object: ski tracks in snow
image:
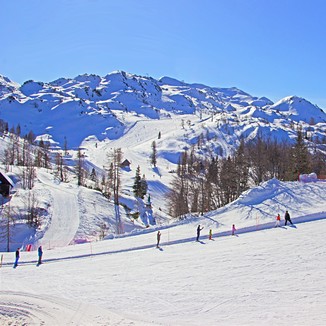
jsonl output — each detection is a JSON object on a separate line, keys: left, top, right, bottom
{"left": 37, "top": 171, "right": 80, "bottom": 248}
{"left": 0, "top": 291, "right": 146, "bottom": 326}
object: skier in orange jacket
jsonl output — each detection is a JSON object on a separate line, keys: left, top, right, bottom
{"left": 275, "top": 214, "right": 281, "bottom": 227}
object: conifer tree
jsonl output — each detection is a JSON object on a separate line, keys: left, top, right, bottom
{"left": 151, "top": 141, "right": 157, "bottom": 167}
{"left": 140, "top": 174, "right": 148, "bottom": 199}
{"left": 90, "top": 168, "right": 97, "bottom": 182}
{"left": 133, "top": 166, "right": 142, "bottom": 197}
{"left": 76, "top": 148, "right": 86, "bottom": 186}
{"left": 288, "top": 127, "right": 311, "bottom": 180}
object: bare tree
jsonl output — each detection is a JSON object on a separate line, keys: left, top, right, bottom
{"left": 76, "top": 148, "right": 87, "bottom": 186}
{"left": 23, "top": 191, "right": 40, "bottom": 227}
{"left": 0, "top": 203, "right": 16, "bottom": 252}
{"left": 107, "top": 148, "right": 123, "bottom": 233}
{"left": 99, "top": 223, "right": 109, "bottom": 240}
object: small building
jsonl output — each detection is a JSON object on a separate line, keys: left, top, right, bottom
{"left": 120, "top": 159, "right": 131, "bottom": 169}
{"left": 0, "top": 170, "right": 14, "bottom": 197}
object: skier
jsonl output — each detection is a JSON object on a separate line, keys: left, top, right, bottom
{"left": 156, "top": 231, "right": 161, "bottom": 248}
{"left": 231, "top": 224, "right": 236, "bottom": 236}
{"left": 209, "top": 229, "right": 213, "bottom": 240}
{"left": 284, "top": 210, "right": 293, "bottom": 226}
{"left": 275, "top": 214, "right": 281, "bottom": 227}
{"left": 13, "top": 248, "right": 20, "bottom": 268}
{"left": 196, "top": 225, "right": 204, "bottom": 241}
{"left": 37, "top": 245, "right": 43, "bottom": 265}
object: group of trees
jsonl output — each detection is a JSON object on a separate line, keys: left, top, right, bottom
{"left": 167, "top": 129, "right": 326, "bottom": 218}
{"left": 0, "top": 124, "right": 52, "bottom": 235}
{"left": 1, "top": 116, "right": 156, "bottom": 242}
{"left": 2, "top": 125, "right": 51, "bottom": 190}
{"left": 2, "top": 115, "right": 325, "bottom": 231}
{"left": 133, "top": 165, "right": 148, "bottom": 199}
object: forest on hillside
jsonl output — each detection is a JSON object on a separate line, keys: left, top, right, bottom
{"left": 1, "top": 118, "right": 326, "bottom": 222}
{"left": 167, "top": 127, "right": 326, "bottom": 218}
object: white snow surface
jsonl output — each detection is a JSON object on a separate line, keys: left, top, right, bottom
{"left": 1, "top": 70, "right": 326, "bottom": 325}
{"left": 1, "top": 71, "right": 325, "bottom": 151}
{"left": 35, "top": 170, "right": 80, "bottom": 247}
{"left": 0, "top": 178, "right": 326, "bottom": 325}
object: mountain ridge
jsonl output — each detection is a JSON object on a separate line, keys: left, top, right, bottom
{"left": 0, "top": 71, "right": 325, "bottom": 153}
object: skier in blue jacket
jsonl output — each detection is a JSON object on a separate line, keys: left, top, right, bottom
{"left": 14, "top": 248, "right": 20, "bottom": 268}
{"left": 38, "top": 246, "right": 43, "bottom": 265}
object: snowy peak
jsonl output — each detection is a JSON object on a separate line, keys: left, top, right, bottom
{"left": 270, "top": 95, "right": 326, "bottom": 123}
{"left": 0, "top": 75, "right": 20, "bottom": 97}
{"left": 159, "top": 76, "right": 186, "bottom": 87}
{"left": 0, "top": 71, "right": 325, "bottom": 150}
{"left": 21, "top": 80, "right": 46, "bottom": 96}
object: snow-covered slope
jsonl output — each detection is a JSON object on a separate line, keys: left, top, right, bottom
{"left": 1, "top": 71, "right": 325, "bottom": 325}
{"left": 270, "top": 95, "right": 326, "bottom": 123}
{"left": 1, "top": 70, "right": 326, "bottom": 251}
{"left": 1, "top": 71, "right": 325, "bottom": 150}
{"left": 0, "top": 206, "right": 325, "bottom": 325}
{"left": 2, "top": 158, "right": 326, "bottom": 251}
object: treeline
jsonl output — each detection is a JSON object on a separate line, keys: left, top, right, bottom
{"left": 0, "top": 120, "right": 50, "bottom": 228}
{"left": 167, "top": 129, "right": 326, "bottom": 218}
{"left": 1, "top": 121, "right": 51, "bottom": 190}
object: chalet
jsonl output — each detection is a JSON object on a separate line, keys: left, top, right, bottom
{"left": 0, "top": 170, "right": 14, "bottom": 197}
{"left": 120, "top": 159, "right": 131, "bottom": 169}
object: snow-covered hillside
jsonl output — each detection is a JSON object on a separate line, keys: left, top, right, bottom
{"left": 0, "top": 178, "right": 325, "bottom": 325}
{"left": 1, "top": 72, "right": 325, "bottom": 215}
{"left": 1, "top": 71, "right": 325, "bottom": 151}
{"left": 1, "top": 70, "right": 326, "bottom": 251}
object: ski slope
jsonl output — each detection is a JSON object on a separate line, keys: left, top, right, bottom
{"left": 1, "top": 151, "right": 326, "bottom": 325}
{"left": 35, "top": 170, "right": 80, "bottom": 247}
{"left": 0, "top": 217, "right": 325, "bottom": 325}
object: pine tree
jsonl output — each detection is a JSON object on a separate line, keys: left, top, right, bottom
{"left": 76, "top": 148, "right": 86, "bottom": 186}
{"left": 288, "top": 127, "right": 311, "bottom": 180}
{"left": 234, "top": 139, "right": 249, "bottom": 196}
{"left": 90, "top": 168, "right": 97, "bottom": 182}
{"left": 140, "top": 174, "right": 148, "bottom": 199}
{"left": 133, "top": 166, "right": 142, "bottom": 197}
{"left": 151, "top": 141, "right": 157, "bottom": 167}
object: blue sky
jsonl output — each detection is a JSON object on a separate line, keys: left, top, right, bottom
{"left": 1, "top": 0, "right": 326, "bottom": 108}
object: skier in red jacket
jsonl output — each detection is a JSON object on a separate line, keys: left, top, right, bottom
{"left": 275, "top": 214, "right": 281, "bottom": 227}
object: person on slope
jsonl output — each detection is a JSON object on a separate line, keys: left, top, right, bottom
{"left": 196, "top": 225, "right": 204, "bottom": 241}
{"left": 38, "top": 246, "right": 43, "bottom": 265}
{"left": 156, "top": 231, "right": 161, "bottom": 248}
{"left": 13, "top": 248, "right": 20, "bottom": 268}
{"left": 284, "top": 210, "right": 293, "bottom": 226}
{"left": 209, "top": 229, "right": 213, "bottom": 240}
{"left": 231, "top": 224, "right": 237, "bottom": 236}
{"left": 275, "top": 214, "right": 281, "bottom": 227}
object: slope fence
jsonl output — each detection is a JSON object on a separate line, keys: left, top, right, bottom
{"left": 1, "top": 212, "right": 325, "bottom": 268}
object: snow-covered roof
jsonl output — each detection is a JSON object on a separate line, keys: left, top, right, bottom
{"left": 0, "top": 169, "right": 14, "bottom": 187}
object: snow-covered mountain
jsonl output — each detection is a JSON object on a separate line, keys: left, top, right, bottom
{"left": 0, "top": 177, "right": 325, "bottom": 325}
{"left": 1, "top": 71, "right": 326, "bottom": 246}
{"left": 1, "top": 71, "right": 325, "bottom": 151}
{"left": 1, "top": 72, "right": 326, "bottom": 325}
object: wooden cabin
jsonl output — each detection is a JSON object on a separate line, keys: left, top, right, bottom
{"left": 120, "top": 159, "right": 131, "bottom": 169}
{"left": 0, "top": 170, "right": 14, "bottom": 197}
